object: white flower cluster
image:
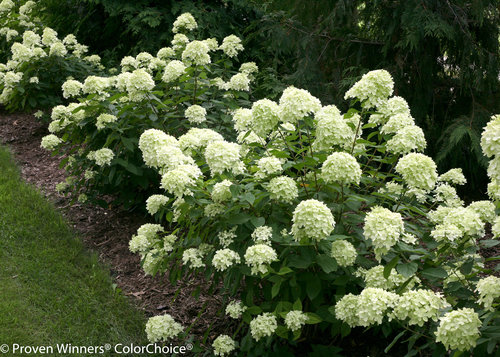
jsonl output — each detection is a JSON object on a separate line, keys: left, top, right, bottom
{"left": 212, "top": 248, "right": 240, "bottom": 271}
{"left": 244, "top": 244, "right": 278, "bottom": 275}
{"left": 433, "top": 183, "right": 461, "bottom": 207}
{"left": 335, "top": 288, "right": 398, "bottom": 327}
{"left": 219, "top": 35, "right": 244, "bottom": 58}
{"left": 205, "top": 141, "right": 245, "bottom": 176}
{"left": 395, "top": 153, "right": 438, "bottom": 191}
{"left": 240, "top": 62, "right": 258, "bottom": 75}
{"left": 172, "top": 12, "right": 197, "bottom": 34}
{"left": 184, "top": 104, "right": 207, "bottom": 124}
{"left": 330, "top": 240, "right": 357, "bottom": 267}
{"left": 250, "top": 99, "right": 280, "bottom": 137}
{"left": 182, "top": 247, "right": 205, "bottom": 268}
{"left": 267, "top": 176, "right": 298, "bottom": 203}
{"left": 40, "top": 134, "right": 62, "bottom": 150}
{"left": 211, "top": 180, "right": 233, "bottom": 203}
{"left": 476, "top": 276, "right": 500, "bottom": 311}
{"left": 212, "top": 334, "right": 236, "bottom": 356}
{"left": 363, "top": 206, "right": 403, "bottom": 260}
{"left": 359, "top": 265, "right": 411, "bottom": 291}
{"left": 481, "top": 114, "right": 500, "bottom": 158}
{"left": 129, "top": 224, "right": 164, "bottom": 255}
{"left": 95, "top": 113, "right": 117, "bottom": 130}
{"left": 255, "top": 156, "right": 282, "bottom": 179}
{"left": 467, "top": 200, "right": 496, "bottom": 223}
{"left": 251, "top": 226, "right": 273, "bottom": 245}
{"left": 162, "top": 60, "right": 186, "bottom": 83}
{"left": 435, "top": 308, "right": 481, "bottom": 351}
{"left": 279, "top": 86, "right": 321, "bottom": 123}
{"left": 226, "top": 73, "right": 250, "bottom": 91}
{"left": 145, "top": 314, "right": 183, "bottom": 342}
{"left": 313, "top": 105, "right": 353, "bottom": 150}
{"left": 160, "top": 164, "right": 202, "bottom": 197}
{"left": 481, "top": 115, "right": 500, "bottom": 202}
{"left": 145, "top": 194, "right": 169, "bottom": 215}
{"left": 321, "top": 152, "right": 361, "bottom": 185}
{"left": 62, "top": 79, "right": 83, "bottom": 98}
{"left": 138, "top": 129, "right": 190, "bottom": 171}
{"left": 386, "top": 125, "right": 426, "bottom": 155}
{"left": 182, "top": 40, "right": 210, "bottom": 66}
{"left": 217, "top": 228, "right": 236, "bottom": 247}
{"left": 438, "top": 168, "right": 466, "bottom": 186}
{"left": 249, "top": 313, "right": 277, "bottom": 341}
{"left": 390, "top": 289, "right": 448, "bottom": 326}
{"left": 284, "top": 310, "right": 308, "bottom": 331}
{"left": 178, "top": 127, "right": 223, "bottom": 154}
{"left": 345, "top": 70, "right": 394, "bottom": 108}
{"left": 225, "top": 301, "right": 247, "bottom": 319}
{"left": 292, "top": 199, "right": 335, "bottom": 242}
{"left": 430, "top": 206, "right": 484, "bottom": 243}
{"left": 87, "top": 148, "right": 114, "bottom": 166}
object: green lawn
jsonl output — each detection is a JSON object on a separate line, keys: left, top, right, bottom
{"left": 0, "top": 146, "right": 149, "bottom": 355}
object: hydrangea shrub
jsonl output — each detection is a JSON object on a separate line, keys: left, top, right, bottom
{"left": 0, "top": 0, "right": 103, "bottom": 111}
{"left": 131, "top": 70, "right": 500, "bottom": 355}
{"left": 40, "top": 14, "right": 257, "bottom": 208}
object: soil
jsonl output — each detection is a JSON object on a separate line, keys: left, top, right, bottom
{"left": 0, "top": 111, "right": 232, "bottom": 343}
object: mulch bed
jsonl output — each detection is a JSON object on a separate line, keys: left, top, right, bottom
{"left": 0, "top": 111, "right": 230, "bottom": 342}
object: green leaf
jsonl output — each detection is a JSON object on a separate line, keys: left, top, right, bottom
{"left": 316, "top": 254, "right": 338, "bottom": 273}
{"left": 396, "top": 262, "right": 418, "bottom": 277}
{"left": 421, "top": 267, "right": 448, "bottom": 280}
{"left": 459, "top": 260, "right": 474, "bottom": 275}
{"left": 272, "top": 281, "right": 282, "bottom": 298}
{"left": 306, "top": 276, "right": 321, "bottom": 300}
{"left": 481, "top": 240, "right": 500, "bottom": 248}
{"left": 305, "top": 312, "right": 322, "bottom": 324}
{"left": 121, "top": 136, "right": 136, "bottom": 152}
{"left": 277, "top": 267, "right": 293, "bottom": 275}
{"left": 384, "top": 331, "right": 405, "bottom": 353}
{"left": 242, "top": 192, "right": 255, "bottom": 205}
{"left": 384, "top": 256, "right": 400, "bottom": 279}
{"left": 275, "top": 325, "right": 289, "bottom": 339}
{"left": 226, "top": 213, "right": 250, "bottom": 225}
{"left": 245, "top": 306, "right": 262, "bottom": 315}
{"left": 288, "top": 254, "right": 313, "bottom": 269}
{"left": 250, "top": 217, "right": 265, "bottom": 227}
{"left": 293, "top": 299, "right": 302, "bottom": 311}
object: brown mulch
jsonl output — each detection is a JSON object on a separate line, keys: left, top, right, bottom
{"left": 0, "top": 111, "right": 232, "bottom": 342}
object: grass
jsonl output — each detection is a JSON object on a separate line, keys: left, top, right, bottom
{"left": 0, "top": 146, "right": 149, "bottom": 354}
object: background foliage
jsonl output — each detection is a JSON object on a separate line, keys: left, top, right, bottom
{"left": 245, "top": 0, "right": 500, "bottom": 197}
